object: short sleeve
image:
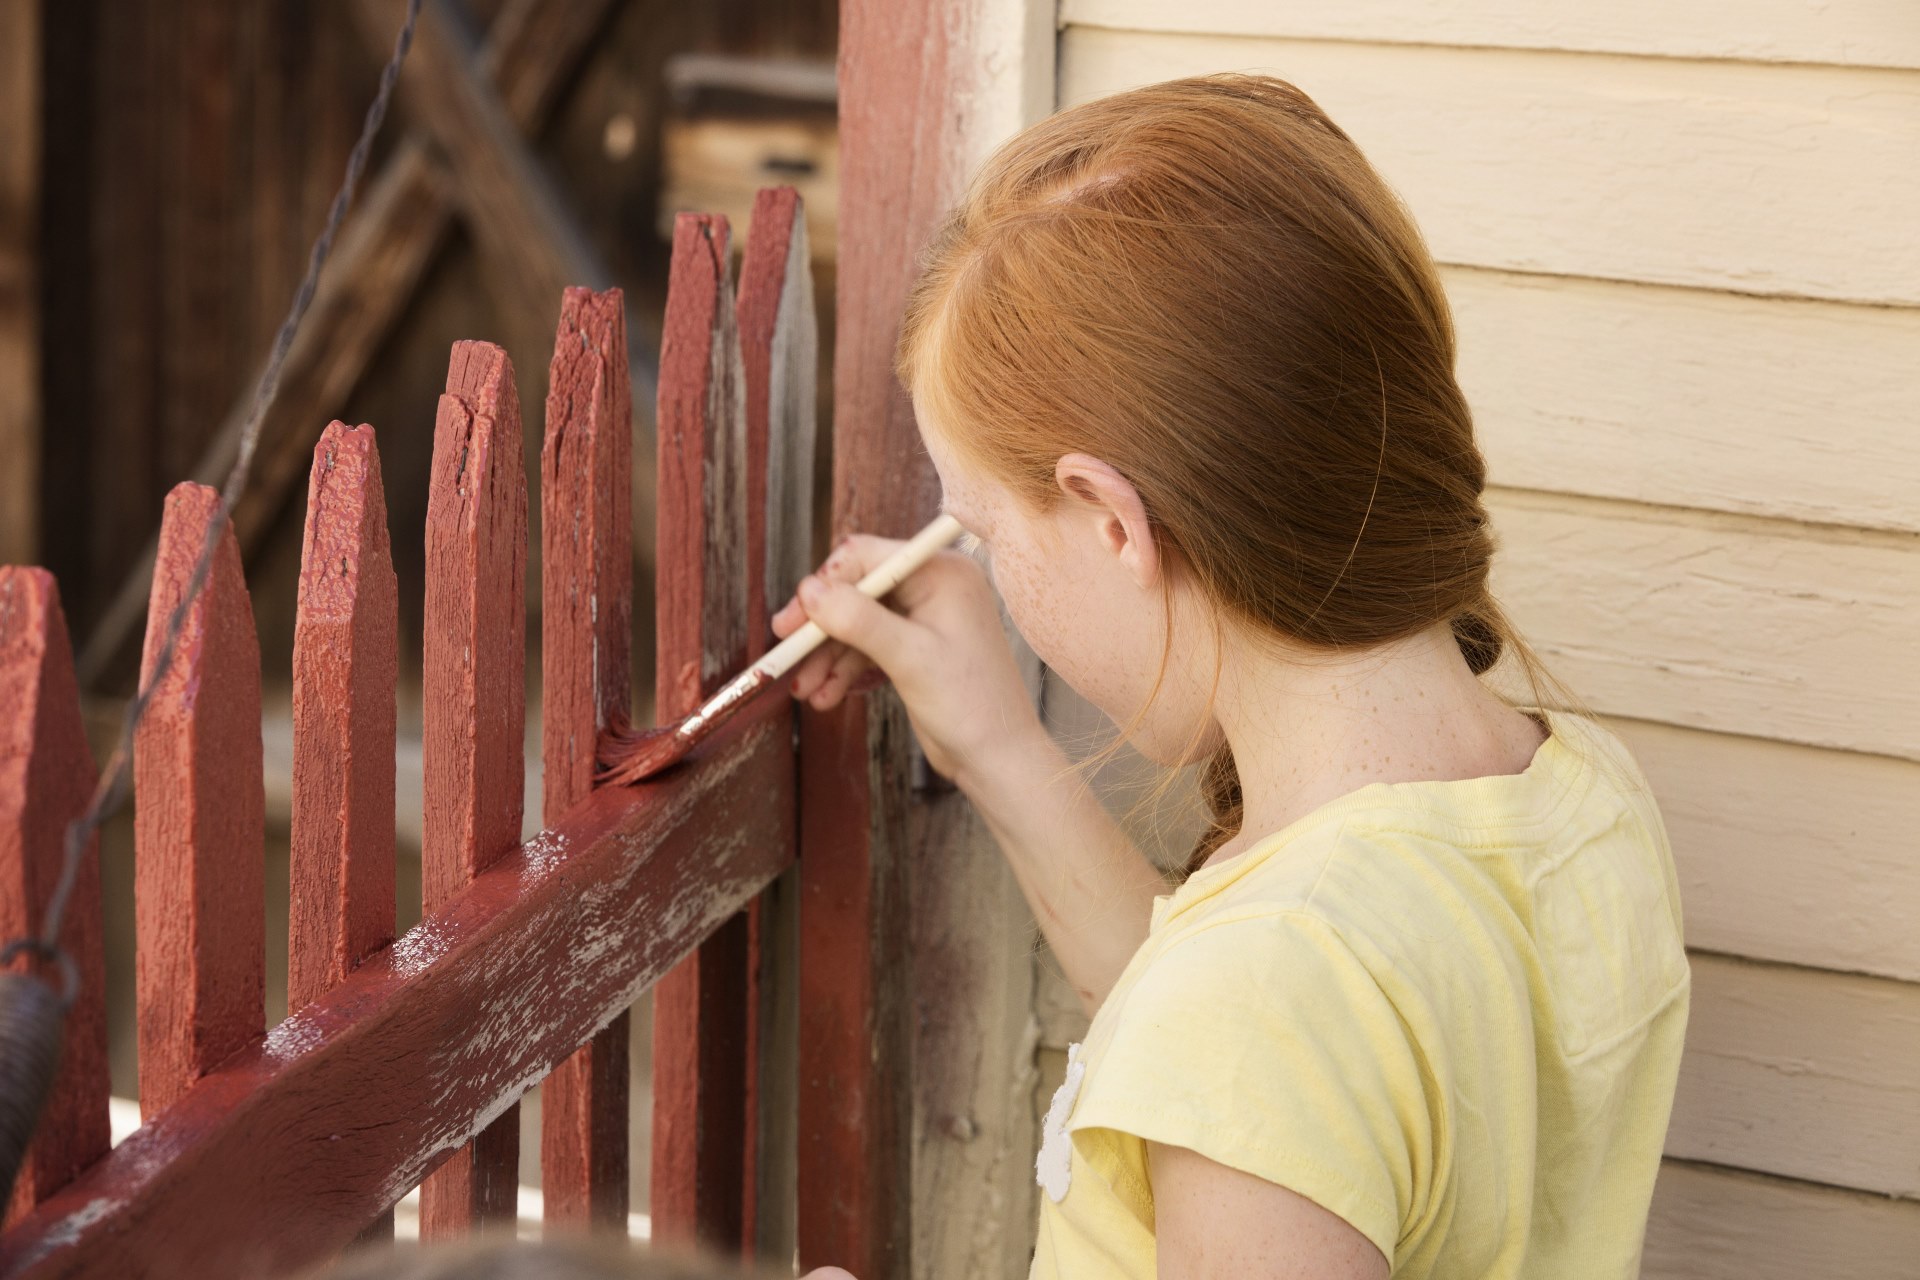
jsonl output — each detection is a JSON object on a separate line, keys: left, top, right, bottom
{"left": 1066, "top": 910, "right": 1436, "bottom": 1263}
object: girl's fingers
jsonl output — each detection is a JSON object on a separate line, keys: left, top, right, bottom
{"left": 788, "top": 642, "right": 843, "bottom": 700}
{"left": 825, "top": 642, "right": 871, "bottom": 696}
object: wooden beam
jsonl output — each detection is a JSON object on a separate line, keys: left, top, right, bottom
{"left": 0, "top": 0, "right": 39, "bottom": 566}
{"left": 74, "top": 0, "right": 631, "bottom": 691}
{"left": 0, "top": 702, "right": 796, "bottom": 1279}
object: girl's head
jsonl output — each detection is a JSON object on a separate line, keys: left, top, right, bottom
{"left": 899, "top": 74, "right": 1559, "bottom": 866}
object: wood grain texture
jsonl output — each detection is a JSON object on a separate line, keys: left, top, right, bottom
{"left": 1606, "top": 717, "right": 1920, "bottom": 982}
{"left": 1448, "top": 268, "right": 1920, "bottom": 534}
{"left": 76, "top": 0, "right": 621, "bottom": 688}
{"left": 734, "top": 186, "right": 816, "bottom": 1261}
{"left": 0, "top": 702, "right": 795, "bottom": 1280}
{"left": 0, "top": 0, "right": 38, "bottom": 566}
{"left": 1642, "top": 1159, "right": 1920, "bottom": 1280}
{"left": 289, "top": 424, "right": 398, "bottom": 1014}
{"left": 1061, "top": 0, "right": 1920, "bottom": 70}
{"left": 419, "top": 342, "right": 527, "bottom": 1237}
{"left": 1058, "top": 28, "right": 1920, "bottom": 304}
{"left": 1669, "top": 954, "right": 1920, "bottom": 1198}
{"left": 539, "top": 286, "right": 633, "bottom": 1231}
{"left": 132, "top": 485, "right": 265, "bottom": 1121}
{"left": 0, "top": 570, "right": 109, "bottom": 1225}
{"left": 1485, "top": 489, "right": 1920, "bottom": 762}
{"left": 651, "top": 212, "right": 756, "bottom": 1254}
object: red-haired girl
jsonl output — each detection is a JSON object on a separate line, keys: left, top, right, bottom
{"left": 777, "top": 74, "right": 1688, "bottom": 1280}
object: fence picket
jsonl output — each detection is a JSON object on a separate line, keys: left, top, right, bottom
{"left": 539, "top": 286, "right": 633, "bottom": 1231}
{"left": 0, "top": 569, "right": 109, "bottom": 1225}
{"left": 289, "top": 421, "right": 400, "bottom": 1240}
{"left": 418, "top": 342, "right": 528, "bottom": 1236}
{"left": 651, "top": 212, "right": 754, "bottom": 1252}
{"left": 734, "top": 186, "right": 815, "bottom": 1258}
{"left": 133, "top": 485, "right": 266, "bottom": 1121}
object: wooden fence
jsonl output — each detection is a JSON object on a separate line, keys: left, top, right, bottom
{"left": 0, "top": 187, "right": 847, "bottom": 1276}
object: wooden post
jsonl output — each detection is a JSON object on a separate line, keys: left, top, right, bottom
{"left": 289, "top": 422, "right": 400, "bottom": 1239}
{"left": 540, "top": 287, "right": 633, "bottom": 1231}
{"left": 132, "top": 485, "right": 266, "bottom": 1121}
{"left": 418, "top": 342, "right": 528, "bottom": 1236}
{"left": 650, "top": 212, "right": 752, "bottom": 1253}
{"left": 0, "top": 569, "right": 109, "bottom": 1225}
{"left": 734, "top": 185, "right": 816, "bottom": 1261}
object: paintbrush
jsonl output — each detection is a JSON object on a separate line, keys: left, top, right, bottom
{"left": 598, "top": 512, "right": 966, "bottom": 786}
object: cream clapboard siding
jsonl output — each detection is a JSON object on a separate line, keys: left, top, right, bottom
{"left": 1031, "top": 5, "right": 1920, "bottom": 1275}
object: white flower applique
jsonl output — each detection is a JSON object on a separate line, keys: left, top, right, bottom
{"left": 1036, "top": 1041, "right": 1087, "bottom": 1204}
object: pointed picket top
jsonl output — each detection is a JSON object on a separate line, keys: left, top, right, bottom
{"left": 0, "top": 567, "right": 110, "bottom": 1224}
{"left": 133, "top": 484, "right": 265, "bottom": 1121}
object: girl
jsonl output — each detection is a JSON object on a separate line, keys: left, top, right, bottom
{"left": 772, "top": 74, "right": 1688, "bottom": 1279}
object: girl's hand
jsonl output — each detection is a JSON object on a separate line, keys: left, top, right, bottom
{"left": 772, "top": 533, "right": 1041, "bottom": 790}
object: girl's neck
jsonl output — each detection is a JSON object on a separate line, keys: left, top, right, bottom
{"left": 1201, "top": 621, "right": 1548, "bottom": 870}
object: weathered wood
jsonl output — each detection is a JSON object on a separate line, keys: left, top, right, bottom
{"left": 0, "top": 702, "right": 796, "bottom": 1280}
{"left": 418, "top": 342, "right": 528, "bottom": 1236}
{"left": 734, "top": 186, "right": 816, "bottom": 1260}
{"left": 539, "top": 287, "right": 633, "bottom": 1231}
{"left": 132, "top": 485, "right": 265, "bottom": 1121}
{"left": 1058, "top": 29, "right": 1920, "bottom": 305}
{"left": 1606, "top": 717, "right": 1920, "bottom": 983}
{"left": 1643, "top": 1159, "right": 1920, "bottom": 1280}
{"left": 1061, "top": 0, "right": 1920, "bottom": 70}
{"left": 1485, "top": 489, "right": 1920, "bottom": 762}
{"left": 290, "top": 424, "right": 399, "bottom": 1014}
{"left": 0, "top": 0, "right": 38, "bottom": 567}
{"left": 0, "top": 570, "right": 109, "bottom": 1225}
{"left": 1448, "top": 267, "right": 1920, "bottom": 534}
{"left": 75, "top": 0, "right": 629, "bottom": 689}
{"left": 351, "top": 0, "right": 610, "bottom": 350}
{"left": 1668, "top": 953, "right": 1920, "bottom": 1199}
{"left": 651, "top": 212, "right": 755, "bottom": 1253}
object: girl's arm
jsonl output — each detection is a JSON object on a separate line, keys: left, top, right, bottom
{"left": 774, "top": 535, "right": 1166, "bottom": 1012}
{"left": 1149, "top": 1142, "right": 1390, "bottom": 1279}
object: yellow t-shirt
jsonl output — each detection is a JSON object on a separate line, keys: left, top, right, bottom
{"left": 1029, "top": 708, "right": 1689, "bottom": 1278}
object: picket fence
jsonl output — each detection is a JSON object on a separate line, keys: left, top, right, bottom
{"left": 0, "top": 188, "right": 852, "bottom": 1277}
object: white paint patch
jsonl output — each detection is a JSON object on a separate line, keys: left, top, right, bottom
{"left": 389, "top": 919, "right": 453, "bottom": 978}
{"left": 262, "top": 1012, "right": 324, "bottom": 1062}
{"left": 1036, "top": 1042, "right": 1085, "bottom": 1204}
{"left": 519, "top": 829, "right": 570, "bottom": 882}
{"left": 19, "top": 1195, "right": 123, "bottom": 1263}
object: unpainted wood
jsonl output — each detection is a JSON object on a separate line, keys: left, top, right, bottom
{"left": 1061, "top": 0, "right": 1920, "bottom": 71}
{"left": 0, "top": 704, "right": 796, "bottom": 1279}
{"left": 539, "top": 286, "right": 634, "bottom": 1231}
{"left": 1605, "top": 717, "right": 1920, "bottom": 982}
{"left": 651, "top": 212, "right": 756, "bottom": 1254}
{"left": 132, "top": 485, "right": 265, "bottom": 1121}
{"left": 1642, "top": 1159, "right": 1920, "bottom": 1280}
{"left": 1485, "top": 489, "right": 1920, "bottom": 762}
{"left": 418, "top": 342, "right": 528, "bottom": 1236}
{"left": 0, "top": 570, "right": 109, "bottom": 1225}
{"left": 0, "top": 0, "right": 38, "bottom": 567}
{"left": 734, "top": 186, "right": 816, "bottom": 1261}
{"left": 75, "top": 0, "right": 626, "bottom": 688}
{"left": 1668, "top": 953, "right": 1920, "bottom": 1198}
{"left": 1447, "top": 267, "right": 1920, "bottom": 534}
{"left": 1058, "top": 28, "right": 1920, "bottom": 305}
{"left": 289, "top": 423, "right": 399, "bottom": 1014}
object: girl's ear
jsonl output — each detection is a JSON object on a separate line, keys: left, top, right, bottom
{"left": 1055, "top": 453, "right": 1160, "bottom": 589}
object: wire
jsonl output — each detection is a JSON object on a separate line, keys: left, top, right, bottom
{"left": 13, "top": 0, "right": 425, "bottom": 996}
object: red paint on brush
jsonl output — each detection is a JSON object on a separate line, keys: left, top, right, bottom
{"left": 597, "top": 667, "right": 777, "bottom": 786}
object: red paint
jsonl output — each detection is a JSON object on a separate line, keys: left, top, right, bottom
{"left": 133, "top": 485, "right": 265, "bottom": 1122}
{"left": 652, "top": 212, "right": 756, "bottom": 1255}
{"left": 0, "top": 569, "right": 109, "bottom": 1226}
{"left": 419, "top": 342, "right": 527, "bottom": 1236}
{"left": 289, "top": 423, "right": 398, "bottom": 1015}
{"left": 539, "top": 286, "right": 633, "bottom": 1230}
{"left": 0, "top": 704, "right": 796, "bottom": 1280}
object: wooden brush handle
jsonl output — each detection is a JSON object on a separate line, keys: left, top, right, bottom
{"left": 751, "top": 511, "right": 965, "bottom": 683}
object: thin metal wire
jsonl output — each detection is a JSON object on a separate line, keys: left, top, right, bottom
{"left": 18, "top": 0, "right": 424, "bottom": 975}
